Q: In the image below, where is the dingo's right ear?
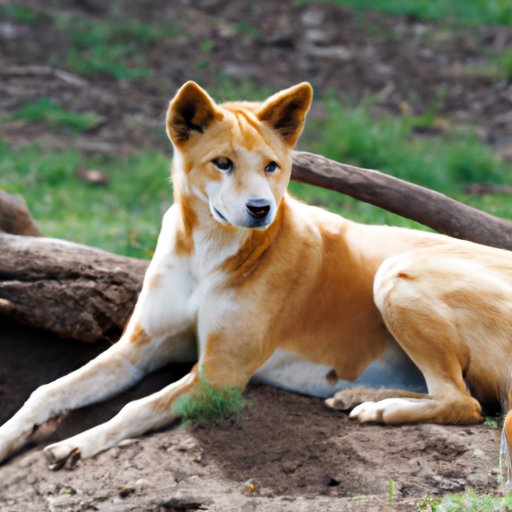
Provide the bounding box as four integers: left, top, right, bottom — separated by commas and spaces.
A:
166, 81, 221, 144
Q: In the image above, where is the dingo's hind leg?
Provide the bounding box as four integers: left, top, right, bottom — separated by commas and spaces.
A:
349, 253, 486, 426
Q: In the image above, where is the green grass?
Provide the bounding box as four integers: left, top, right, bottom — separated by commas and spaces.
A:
325, 0, 512, 26
501, 50, 512, 80
290, 181, 512, 233
307, 98, 512, 193
2, 6, 175, 80
0, 141, 171, 258
172, 379, 248, 426
296, 98, 512, 229
14, 97, 102, 133
418, 489, 512, 511
55, 15, 175, 80
0, 5, 50, 25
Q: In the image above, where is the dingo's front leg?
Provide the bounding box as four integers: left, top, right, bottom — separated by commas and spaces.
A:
43, 369, 198, 469
0, 207, 196, 464
42, 301, 275, 468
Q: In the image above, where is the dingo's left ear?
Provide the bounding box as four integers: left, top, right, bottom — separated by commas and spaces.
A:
258, 82, 313, 146
166, 81, 221, 144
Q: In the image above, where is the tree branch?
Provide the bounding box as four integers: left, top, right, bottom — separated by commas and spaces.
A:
292, 151, 512, 251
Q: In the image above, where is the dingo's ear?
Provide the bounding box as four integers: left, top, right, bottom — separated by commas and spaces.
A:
166, 81, 221, 144
258, 82, 313, 146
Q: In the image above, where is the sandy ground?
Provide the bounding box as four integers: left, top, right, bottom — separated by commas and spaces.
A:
0, 319, 502, 511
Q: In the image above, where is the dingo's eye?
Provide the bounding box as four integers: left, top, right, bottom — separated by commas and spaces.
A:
265, 161, 278, 174
212, 157, 233, 173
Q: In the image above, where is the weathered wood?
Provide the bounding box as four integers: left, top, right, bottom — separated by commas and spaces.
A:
0, 190, 42, 237
0, 234, 148, 342
292, 151, 512, 250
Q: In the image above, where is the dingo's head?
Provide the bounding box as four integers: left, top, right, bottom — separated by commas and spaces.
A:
166, 82, 312, 229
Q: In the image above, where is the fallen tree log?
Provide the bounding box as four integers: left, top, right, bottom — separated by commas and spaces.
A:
1, 151, 512, 342
0, 233, 147, 342
291, 151, 512, 251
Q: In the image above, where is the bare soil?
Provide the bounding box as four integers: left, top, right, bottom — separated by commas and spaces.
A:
1, 1, 511, 510
0, 320, 502, 511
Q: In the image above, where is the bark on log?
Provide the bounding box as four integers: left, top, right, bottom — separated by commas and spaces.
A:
0, 190, 42, 237
292, 151, 512, 251
0, 233, 147, 342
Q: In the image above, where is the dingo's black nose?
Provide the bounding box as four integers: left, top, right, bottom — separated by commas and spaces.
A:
246, 198, 271, 219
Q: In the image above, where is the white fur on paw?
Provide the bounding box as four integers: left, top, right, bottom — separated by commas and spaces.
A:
349, 401, 383, 423
324, 398, 337, 409
43, 442, 81, 470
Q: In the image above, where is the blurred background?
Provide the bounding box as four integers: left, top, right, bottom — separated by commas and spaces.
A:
1, 0, 512, 258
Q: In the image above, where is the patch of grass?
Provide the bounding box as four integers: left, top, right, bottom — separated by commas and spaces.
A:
172, 380, 248, 426
0, 5, 49, 25
307, 98, 511, 193
234, 21, 260, 36
387, 478, 395, 506
289, 181, 434, 231
209, 75, 272, 103
55, 16, 175, 80
325, 0, 512, 26
0, 140, 171, 258
485, 416, 500, 430
418, 489, 512, 511
500, 50, 512, 80
14, 97, 102, 133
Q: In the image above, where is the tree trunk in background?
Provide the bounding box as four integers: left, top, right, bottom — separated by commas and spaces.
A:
2, 151, 512, 342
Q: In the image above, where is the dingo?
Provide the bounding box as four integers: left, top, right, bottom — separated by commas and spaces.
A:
1, 82, 512, 471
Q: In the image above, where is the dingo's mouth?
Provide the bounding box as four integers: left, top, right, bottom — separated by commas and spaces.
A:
213, 207, 230, 225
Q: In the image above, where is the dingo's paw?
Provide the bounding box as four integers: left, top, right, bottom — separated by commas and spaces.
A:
349, 397, 424, 423
348, 401, 382, 423
325, 388, 377, 411
43, 442, 81, 470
